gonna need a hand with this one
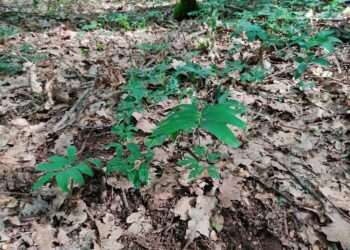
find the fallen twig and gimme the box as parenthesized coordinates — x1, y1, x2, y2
(53, 87, 90, 132)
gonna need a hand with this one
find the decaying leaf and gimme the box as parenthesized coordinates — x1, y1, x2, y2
(321, 212, 350, 250)
(95, 213, 124, 250)
(25, 62, 43, 94)
(173, 197, 193, 220)
(32, 222, 56, 249)
(136, 119, 157, 133)
(218, 176, 243, 208)
(186, 196, 217, 240)
(127, 206, 153, 236)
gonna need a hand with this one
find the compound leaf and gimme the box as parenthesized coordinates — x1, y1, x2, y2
(201, 104, 247, 129)
(200, 120, 240, 148)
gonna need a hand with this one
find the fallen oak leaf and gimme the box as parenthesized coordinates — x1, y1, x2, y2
(136, 119, 156, 133)
(321, 212, 350, 250)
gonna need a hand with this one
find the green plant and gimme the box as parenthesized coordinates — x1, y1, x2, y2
(178, 146, 220, 179)
(0, 26, 16, 42)
(138, 43, 169, 53)
(104, 143, 153, 188)
(82, 21, 101, 31)
(297, 81, 316, 91)
(81, 48, 89, 57)
(111, 124, 138, 142)
(33, 0, 40, 8)
(291, 30, 342, 78)
(146, 100, 246, 148)
(32, 146, 101, 192)
(96, 42, 106, 51)
(240, 66, 267, 83)
(174, 61, 215, 84)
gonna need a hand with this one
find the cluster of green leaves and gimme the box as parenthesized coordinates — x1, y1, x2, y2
(178, 146, 220, 179)
(115, 58, 215, 116)
(0, 44, 47, 75)
(291, 30, 342, 78)
(147, 100, 246, 149)
(33, 146, 101, 192)
(82, 13, 147, 32)
(0, 26, 16, 43)
(104, 142, 153, 188)
(138, 43, 170, 54)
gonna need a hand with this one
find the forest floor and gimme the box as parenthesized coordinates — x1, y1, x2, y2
(0, 0, 350, 249)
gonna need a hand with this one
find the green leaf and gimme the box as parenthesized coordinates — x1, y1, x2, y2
(192, 146, 206, 158)
(200, 120, 240, 148)
(294, 62, 308, 79)
(201, 104, 247, 129)
(189, 167, 203, 179)
(145, 135, 167, 148)
(294, 56, 305, 63)
(68, 167, 85, 185)
(246, 31, 257, 41)
(55, 171, 70, 192)
(207, 168, 220, 179)
(178, 157, 198, 166)
(208, 153, 221, 162)
(312, 57, 329, 67)
(151, 104, 199, 137)
(138, 163, 148, 184)
(320, 42, 334, 53)
(66, 146, 78, 163)
(150, 102, 246, 148)
(35, 162, 65, 171)
(32, 172, 56, 191)
(86, 158, 103, 168)
(316, 30, 335, 39)
(49, 155, 70, 166)
(297, 81, 316, 91)
(76, 162, 94, 177)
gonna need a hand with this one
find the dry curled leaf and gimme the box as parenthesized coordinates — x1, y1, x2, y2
(173, 197, 193, 221)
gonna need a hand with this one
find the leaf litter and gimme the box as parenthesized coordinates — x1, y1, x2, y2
(0, 0, 349, 249)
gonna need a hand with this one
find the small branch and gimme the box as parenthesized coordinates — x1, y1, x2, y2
(53, 87, 90, 132)
(121, 187, 129, 210)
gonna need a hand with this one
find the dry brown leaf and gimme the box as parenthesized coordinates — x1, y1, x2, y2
(173, 197, 193, 220)
(127, 206, 153, 236)
(96, 213, 124, 250)
(66, 200, 88, 232)
(52, 131, 76, 155)
(153, 147, 169, 163)
(10, 118, 29, 129)
(136, 119, 156, 133)
(32, 222, 56, 249)
(56, 228, 70, 245)
(321, 212, 350, 250)
(25, 63, 43, 94)
(218, 176, 243, 208)
(186, 196, 217, 240)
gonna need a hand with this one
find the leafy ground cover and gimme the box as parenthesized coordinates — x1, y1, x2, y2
(0, 0, 350, 249)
